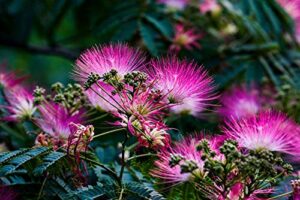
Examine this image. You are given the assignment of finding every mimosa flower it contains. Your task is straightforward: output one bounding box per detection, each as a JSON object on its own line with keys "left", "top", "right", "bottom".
{"left": 149, "top": 57, "right": 216, "bottom": 116}
{"left": 199, "top": 0, "right": 221, "bottom": 14}
{"left": 2, "top": 87, "right": 36, "bottom": 121}
{"left": 0, "top": 64, "right": 26, "bottom": 90}
{"left": 35, "top": 103, "right": 84, "bottom": 139}
{"left": 151, "top": 135, "right": 222, "bottom": 184}
{"left": 170, "top": 24, "right": 203, "bottom": 52}
{"left": 74, "top": 43, "right": 145, "bottom": 111}
{"left": 218, "top": 86, "right": 262, "bottom": 119}
{"left": 157, "top": 0, "right": 189, "bottom": 10}
{"left": 223, "top": 110, "right": 300, "bottom": 157}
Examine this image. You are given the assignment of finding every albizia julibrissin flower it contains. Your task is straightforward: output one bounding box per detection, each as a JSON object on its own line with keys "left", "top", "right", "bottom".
{"left": 217, "top": 182, "right": 273, "bottom": 200}
{"left": 277, "top": 0, "right": 300, "bottom": 41}
{"left": 35, "top": 103, "right": 84, "bottom": 139}
{"left": 0, "top": 64, "right": 26, "bottom": 90}
{"left": 149, "top": 58, "right": 216, "bottom": 117}
{"left": 218, "top": 86, "right": 262, "bottom": 119}
{"left": 157, "top": 0, "right": 189, "bottom": 10}
{"left": 74, "top": 43, "right": 145, "bottom": 111}
{"left": 2, "top": 87, "right": 36, "bottom": 121}
{"left": 199, "top": 0, "right": 221, "bottom": 14}
{"left": 170, "top": 24, "right": 203, "bottom": 52}
{"left": 223, "top": 110, "right": 300, "bottom": 157}
{"left": 151, "top": 135, "right": 222, "bottom": 184}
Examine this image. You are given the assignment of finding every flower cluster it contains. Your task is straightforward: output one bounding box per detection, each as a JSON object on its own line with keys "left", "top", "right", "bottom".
{"left": 75, "top": 44, "right": 216, "bottom": 149}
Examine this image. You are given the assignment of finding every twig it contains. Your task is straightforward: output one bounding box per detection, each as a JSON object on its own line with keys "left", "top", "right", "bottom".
{"left": 0, "top": 38, "right": 78, "bottom": 60}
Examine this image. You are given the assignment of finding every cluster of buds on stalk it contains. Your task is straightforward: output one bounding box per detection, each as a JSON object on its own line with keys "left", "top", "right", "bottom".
{"left": 84, "top": 69, "right": 172, "bottom": 149}
{"left": 33, "top": 82, "right": 86, "bottom": 112}
{"left": 153, "top": 136, "right": 293, "bottom": 199}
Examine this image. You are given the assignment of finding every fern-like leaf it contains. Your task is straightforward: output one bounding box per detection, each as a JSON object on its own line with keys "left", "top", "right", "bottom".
{"left": 33, "top": 151, "right": 66, "bottom": 176}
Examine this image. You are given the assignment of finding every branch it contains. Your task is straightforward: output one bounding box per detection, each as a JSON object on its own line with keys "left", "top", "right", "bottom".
{"left": 0, "top": 38, "right": 79, "bottom": 60}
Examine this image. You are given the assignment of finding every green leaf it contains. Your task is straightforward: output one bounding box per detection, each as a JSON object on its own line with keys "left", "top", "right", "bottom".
{"left": 33, "top": 151, "right": 66, "bottom": 176}
{"left": 125, "top": 183, "right": 165, "bottom": 200}
{"left": 0, "top": 147, "right": 49, "bottom": 175}
{"left": 143, "top": 14, "right": 173, "bottom": 39}
{"left": 139, "top": 21, "right": 159, "bottom": 56}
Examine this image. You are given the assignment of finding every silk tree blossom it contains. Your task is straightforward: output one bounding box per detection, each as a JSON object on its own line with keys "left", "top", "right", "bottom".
{"left": 199, "top": 0, "right": 221, "bottom": 14}
{"left": 35, "top": 103, "right": 84, "bottom": 139}
{"left": 157, "top": 0, "right": 189, "bottom": 10}
{"left": 217, "top": 183, "right": 273, "bottom": 200}
{"left": 151, "top": 135, "right": 222, "bottom": 184}
{"left": 2, "top": 87, "right": 36, "bottom": 121}
{"left": 170, "top": 24, "right": 203, "bottom": 52}
{"left": 218, "top": 86, "right": 262, "bottom": 119}
{"left": 0, "top": 65, "right": 26, "bottom": 90}
{"left": 277, "top": 0, "right": 300, "bottom": 41}
{"left": 74, "top": 43, "right": 145, "bottom": 111}
{"left": 223, "top": 110, "right": 300, "bottom": 157}
{"left": 292, "top": 179, "right": 300, "bottom": 200}
{"left": 149, "top": 57, "right": 216, "bottom": 117}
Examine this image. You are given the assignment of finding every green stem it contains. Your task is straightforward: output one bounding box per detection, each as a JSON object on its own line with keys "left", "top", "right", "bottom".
{"left": 92, "top": 128, "right": 126, "bottom": 139}
{"left": 268, "top": 191, "right": 293, "bottom": 199}
{"left": 119, "top": 133, "right": 129, "bottom": 181}
{"left": 126, "top": 153, "right": 156, "bottom": 162}
{"left": 85, "top": 113, "right": 108, "bottom": 123}
{"left": 81, "top": 156, "right": 121, "bottom": 186}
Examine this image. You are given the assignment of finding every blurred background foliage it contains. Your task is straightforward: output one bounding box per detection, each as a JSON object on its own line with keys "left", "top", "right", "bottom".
{"left": 1, "top": 0, "right": 300, "bottom": 89}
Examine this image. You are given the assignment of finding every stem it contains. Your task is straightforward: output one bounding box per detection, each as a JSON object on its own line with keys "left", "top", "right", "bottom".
{"left": 268, "top": 191, "right": 293, "bottom": 199}
{"left": 118, "top": 187, "right": 125, "bottom": 200}
{"left": 126, "top": 153, "right": 156, "bottom": 162}
{"left": 119, "top": 133, "right": 129, "bottom": 181}
{"left": 92, "top": 128, "right": 126, "bottom": 140}
{"left": 85, "top": 113, "right": 108, "bottom": 123}
{"left": 37, "top": 173, "right": 49, "bottom": 200}
{"left": 80, "top": 156, "right": 121, "bottom": 186}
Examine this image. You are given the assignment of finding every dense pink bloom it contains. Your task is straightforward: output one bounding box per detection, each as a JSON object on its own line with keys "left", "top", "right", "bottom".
{"left": 170, "top": 24, "right": 203, "bottom": 52}
{"left": 223, "top": 110, "right": 300, "bottom": 157}
{"left": 0, "top": 64, "right": 26, "bottom": 90}
{"left": 157, "top": 0, "right": 189, "bottom": 10}
{"left": 35, "top": 103, "right": 84, "bottom": 139}
{"left": 2, "top": 87, "right": 36, "bottom": 121}
{"left": 218, "top": 183, "right": 273, "bottom": 200}
{"left": 218, "top": 86, "right": 262, "bottom": 119}
{"left": 277, "top": 0, "right": 300, "bottom": 41}
{"left": 74, "top": 43, "right": 145, "bottom": 111}
{"left": 199, "top": 0, "right": 221, "bottom": 14}
{"left": 74, "top": 43, "right": 145, "bottom": 82}
{"left": 151, "top": 135, "right": 222, "bottom": 184}
{"left": 149, "top": 57, "right": 216, "bottom": 116}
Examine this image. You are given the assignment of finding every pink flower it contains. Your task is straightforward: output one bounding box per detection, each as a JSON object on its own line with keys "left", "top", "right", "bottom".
{"left": 74, "top": 43, "right": 145, "bottom": 111}
{"left": 218, "top": 183, "right": 273, "bottom": 200}
{"left": 151, "top": 135, "right": 222, "bottom": 184}
{"left": 149, "top": 57, "right": 216, "bottom": 117}
{"left": 151, "top": 136, "right": 204, "bottom": 184}
{"left": 157, "top": 0, "right": 189, "bottom": 10}
{"left": 35, "top": 103, "right": 84, "bottom": 139}
{"left": 218, "top": 86, "right": 262, "bottom": 119}
{"left": 223, "top": 110, "right": 300, "bottom": 157}
{"left": 199, "top": 0, "right": 221, "bottom": 14}
{"left": 2, "top": 87, "right": 36, "bottom": 121}
{"left": 170, "top": 24, "right": 203, "bottom": 52}
{"left": 277, "top": 0, "right": 300, "bottom": 41}
{"left": 0, "top": 64, "right": 26, "bottom": 90}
